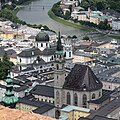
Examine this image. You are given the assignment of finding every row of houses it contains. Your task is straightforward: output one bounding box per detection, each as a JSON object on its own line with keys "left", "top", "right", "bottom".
{"left": 60, "top": 0, "right": 120, "bottom": 30}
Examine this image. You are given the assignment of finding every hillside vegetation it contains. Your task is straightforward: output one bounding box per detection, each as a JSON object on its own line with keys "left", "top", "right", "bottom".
{"left": 81, "top": 0, "right": 120, "bottom": 12}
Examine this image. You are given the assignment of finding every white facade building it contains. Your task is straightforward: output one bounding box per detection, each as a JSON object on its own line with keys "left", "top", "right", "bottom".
{"left": 112, "top": 19, "right": 120, "bottom": 30}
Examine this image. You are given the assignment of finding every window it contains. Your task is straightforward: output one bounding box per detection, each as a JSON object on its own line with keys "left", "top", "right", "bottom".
{"left": 41, "top": 43, "right": 43, "bottom": 47}
{"left": 46, "top": 43, "right": 48, "bottom": 47}
{"left": 74, "top": 93, "right": 78, "bottom": 106}
{"left": 56, "top": 64, "right": 59, "bottom": 70}
{"left": 83, "top": 94, "right": 87, "bottom": 108}
{"left": 20, "top": 58, "right": 22, "bottom": 63}
{"left": 67, "top": 92, "right": 71, "bottom": 105}
{"left": 51, "top": 56, "right": 53, "bottom": 60}
{"left": 56, "top": 91, "right": 60, "bottom": 104}
{"left": 20, "top": 66, "right": 22, "bottom": 71}
{"left": 69, "top": 52, "right": 71, "bottom": 57}
{"left": 57, "top": 76, "right": 58, "bottom": 79}
{"left": 99, "top": 91, "right": 101, "bottom": 97}
{"left": 92, "top": 93, "right": 95, "bottom": 99}
{"left": 64, "top": 52, "right": 66, "bottom": 57}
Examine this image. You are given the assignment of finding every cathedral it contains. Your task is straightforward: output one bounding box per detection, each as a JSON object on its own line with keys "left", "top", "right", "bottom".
{"left": 54, "top": 32, "right": 103, "bottom": 116}
{"left": 17, "top": 28, "right": 72, "bottom": 71}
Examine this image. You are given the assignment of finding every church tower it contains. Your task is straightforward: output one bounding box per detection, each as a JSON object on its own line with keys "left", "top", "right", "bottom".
{"left": 54, "top": 32, "right": 66, "bottom": 116}
{"left": 2, "top": 74, "right": 18, "bottom": 108}
{"left": 54, "top": 32, "right": 65, "bottom": 88}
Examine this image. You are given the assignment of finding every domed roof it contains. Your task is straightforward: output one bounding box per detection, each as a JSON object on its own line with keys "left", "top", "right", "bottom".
{"left": 35, "top": 32, "right": 49, "bottom": 42}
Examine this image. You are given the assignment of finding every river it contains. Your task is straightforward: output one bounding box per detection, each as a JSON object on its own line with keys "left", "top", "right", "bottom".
{"left": 17, "top": 0, "right": 113, "bottom": 41}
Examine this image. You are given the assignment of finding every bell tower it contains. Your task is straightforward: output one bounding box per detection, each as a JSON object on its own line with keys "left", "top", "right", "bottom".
{"left": 54, "top": 32, "right": 66, "bottom": 88}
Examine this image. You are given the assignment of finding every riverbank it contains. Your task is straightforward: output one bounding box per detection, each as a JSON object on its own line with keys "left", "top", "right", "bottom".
{"left": 48, "top": 9, "right": 96, "bottom": 32}
{"left": 108, "top": 34, "right": 120, "bottom": 39}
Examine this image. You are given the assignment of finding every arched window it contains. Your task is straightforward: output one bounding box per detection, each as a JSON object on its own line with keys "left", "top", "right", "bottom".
{"left": 56, "top": 64, "right": 59, "bottom": 70}
{"left": 64, "top": 52, "right": 66, "bottom": 57}
{"left": 41, "top": 43, "right": 43, "bottom": 47}
{"left": 83, "top": 94, "right": 87, "bottom": 108}
{"left": 40, "top": 66, "right": 42, "bottom": 68}
{"left": 74, "top": 93, "right": 78, "bottom": 106}
{"left": 55, "top": 110, "right": 60, "bottom": 119}
{"left": 51, "top": 56, "right": 53, "bottom": 60}
{"left": 67, "top": 92, "right": 71, "bottom": 105}
{"left": 99, "top": 91, "right": 101, "bottom": 97}
{"left": 56, "top": 91, "right": 60, "bottom": 105}
{"left": 69, "top": 52, "right": 71, "bottom": 57}
{"left": 92, "top": 93, "right": 95, "bottom": 99}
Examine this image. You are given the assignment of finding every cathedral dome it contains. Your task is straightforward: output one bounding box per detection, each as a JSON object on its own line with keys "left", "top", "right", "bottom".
{"left": 35, "top": 32, "right": 49, "bottom": 42}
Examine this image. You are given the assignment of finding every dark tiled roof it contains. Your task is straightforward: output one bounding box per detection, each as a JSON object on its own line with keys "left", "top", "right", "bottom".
{"left": 18, "top": 47, "right": 41, "bottom": 57}
{"left": 92, "top": 115, "right": 117, "bottom": 120}
{"left": 35, "top": 32, "right": 49, "bottom": 42}
{"left": 0, "top": 47, "right": 5, "bottom": 57}
{"left": 33, "top": 105, "right": 54, "bottom": 114}
{"left": 63, "top": 64, "right": 103, "bottom": 91}
{"left": 14, "top": 85, "right": 29, "bottom": 92}
{"left": 33, "top": 57, "right": 46, "bottom": 66}
{"left": 6, "top": 49, "right": 16, "bottom": 56}
{"left": 79, "top": 115, "right": 116, "bottom": 120}
{"left": 40, "top": 46, "right": 56, "bottom": 56}
{"left": 15, "top": 75, "right": 30, "bottom": 82}
{"left": 89, "top": 89, "right": 113, "bottom": 104}
{"left": 88, "top": 97, "right": 120, "bottom": 119}
{"left": 30, "top": 85, "right": 54, "bottom": 97}
{"left": 102, "top": 9, "right": 120, "bottom": 18}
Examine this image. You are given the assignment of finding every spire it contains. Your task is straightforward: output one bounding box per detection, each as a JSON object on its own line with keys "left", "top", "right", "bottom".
{"left": 2, "top": 73, "right": 18, "bottom": 108}
{"left": 56, "top": 31, "right": 63, "bottom": 51}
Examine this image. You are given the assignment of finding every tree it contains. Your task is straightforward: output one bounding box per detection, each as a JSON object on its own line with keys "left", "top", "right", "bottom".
{"left": 83, "top": 36, "right": 90, "bottom": 40}
{"left": 0, "top": 53, "right": 14, "bottom": 80}
{"left": 64, "top": 11, "right": 71, "bottom": 20}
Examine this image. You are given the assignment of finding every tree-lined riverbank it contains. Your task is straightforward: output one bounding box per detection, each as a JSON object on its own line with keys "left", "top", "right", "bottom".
{"left": 48, "top": 9, "right": 95, "bottom": 32}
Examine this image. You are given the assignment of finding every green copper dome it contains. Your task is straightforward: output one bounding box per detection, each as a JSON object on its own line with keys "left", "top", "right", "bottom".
{"left": 6, "top": 84, "right": 13, "bottom": 88}
{"left": 2, "top": 96, "right": 18, "bottom": 104}
{"left": 6, "top": 74, "right": 13, "bottom": 83}
{"left": 35, "top": 32, "right": 49, "bottom": 42}
{"left": 2, "top": 73, "right": 18, "bottom": 108}
{"left": 5, "top": 90, "right": 14, "bottom": 96}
